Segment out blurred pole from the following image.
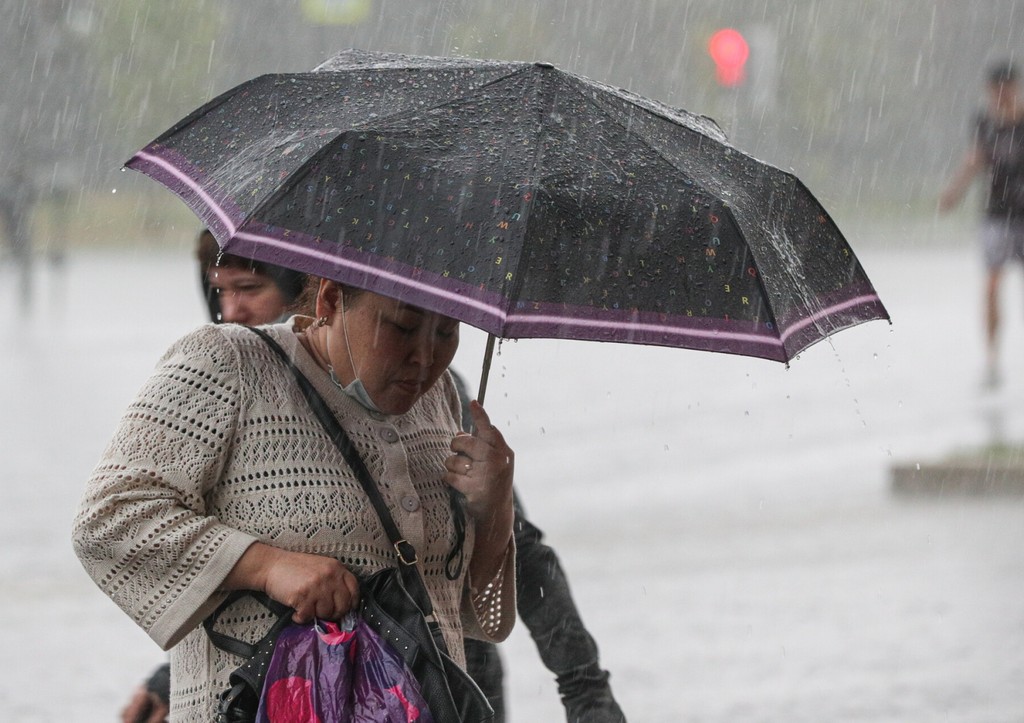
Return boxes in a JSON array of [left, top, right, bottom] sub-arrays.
[[739, 23, 779, 155], [722, 23, 778, 152], [1, 1, 95, 311], [708, 27, 748, 141], [746, 23, 778, 116], [0, 167, 36, 311]]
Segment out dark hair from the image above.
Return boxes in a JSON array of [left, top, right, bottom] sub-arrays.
[[988, 61, 1018, 85]]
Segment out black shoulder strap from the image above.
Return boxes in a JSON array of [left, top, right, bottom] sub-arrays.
[[247, 326, 436, 614], [203, 590, 293, 658]]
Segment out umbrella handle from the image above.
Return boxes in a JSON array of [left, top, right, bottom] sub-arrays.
[[476, 334, 497, 408]]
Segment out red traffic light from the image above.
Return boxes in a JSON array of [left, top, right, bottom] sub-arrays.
[[708, 28, 749, 87]]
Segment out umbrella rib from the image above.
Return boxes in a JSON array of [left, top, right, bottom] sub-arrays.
[[236, 65, 538, 229], [717, 203, 784, 342], [310, 63, 533, 131], [556, 80, 879, 352], [498, 65, 563, 323], [560, 79, 733, 190], [535, 80, 792, 339], [562, 74, 806, 210], [573, 74, 729, 144]]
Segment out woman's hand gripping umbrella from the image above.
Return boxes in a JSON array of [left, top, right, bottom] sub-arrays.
[[445, 401, 516, 589]]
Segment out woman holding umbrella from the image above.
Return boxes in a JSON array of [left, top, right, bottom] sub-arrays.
[[73, 275, 517, 720]]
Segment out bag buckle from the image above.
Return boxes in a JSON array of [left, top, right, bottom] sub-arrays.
[[394, 539, 418, 565]]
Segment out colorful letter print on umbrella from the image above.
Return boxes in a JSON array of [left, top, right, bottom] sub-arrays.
[[127, 49, 887, 363], [256, 615, 434, 723]]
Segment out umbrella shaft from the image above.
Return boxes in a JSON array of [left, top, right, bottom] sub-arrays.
[[476, 334, 496, 410]]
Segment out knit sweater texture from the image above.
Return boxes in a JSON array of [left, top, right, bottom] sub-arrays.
[[72, 321, 515, 721]]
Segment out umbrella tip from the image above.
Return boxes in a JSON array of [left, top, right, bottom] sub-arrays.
[[534, 61, 555, 70]]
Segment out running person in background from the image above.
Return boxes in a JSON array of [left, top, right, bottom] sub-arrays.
[[120, 228, 626, 723], [941, 61, 1024, 388]]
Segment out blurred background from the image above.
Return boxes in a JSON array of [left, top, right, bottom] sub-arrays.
[[3, 0, 1022, 269], [3, 2, 1024, 721]]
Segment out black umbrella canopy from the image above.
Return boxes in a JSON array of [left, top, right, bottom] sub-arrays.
[[128, 49, 887, 363]]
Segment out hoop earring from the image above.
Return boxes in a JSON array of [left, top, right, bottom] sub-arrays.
[[315, 315, 329, 328]]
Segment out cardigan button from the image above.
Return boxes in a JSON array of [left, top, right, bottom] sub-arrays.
[[401, 495, 420, 512], [379, 427, 399, 443]]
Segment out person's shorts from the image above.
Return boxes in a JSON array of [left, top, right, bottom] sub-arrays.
[[981, 217, 1024, 269]]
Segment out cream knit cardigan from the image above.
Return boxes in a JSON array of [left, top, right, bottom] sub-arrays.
[[73, 321, 515, 721]]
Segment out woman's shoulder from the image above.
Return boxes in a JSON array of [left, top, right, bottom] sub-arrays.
[[160, 322, 295, 361], [151, 323, 301, 409], [158, 323, 245, 367], [155, 323, 287, 382]]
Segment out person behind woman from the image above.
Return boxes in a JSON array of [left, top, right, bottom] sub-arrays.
[[74, 275, 517, 721], [194, 228, 306, 325]]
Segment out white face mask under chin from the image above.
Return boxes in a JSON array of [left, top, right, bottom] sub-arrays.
[[325, 291, 383, 414], [328, 366, 382, 413]]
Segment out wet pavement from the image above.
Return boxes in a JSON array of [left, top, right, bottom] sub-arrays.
[[2, 227, 1023, 721]]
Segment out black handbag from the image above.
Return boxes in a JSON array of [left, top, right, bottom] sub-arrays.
[[247, 326, 495, 722], [204, 590, 294, 723]]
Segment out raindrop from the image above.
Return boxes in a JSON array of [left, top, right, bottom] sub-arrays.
[[111, 188, 117, 194]]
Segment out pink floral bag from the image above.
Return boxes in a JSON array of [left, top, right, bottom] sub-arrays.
[[255, 612, 435, 723]]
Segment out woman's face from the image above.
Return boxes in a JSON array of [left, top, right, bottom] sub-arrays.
[[209, 266, 288, 325], [324, 287, 460, 415]]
